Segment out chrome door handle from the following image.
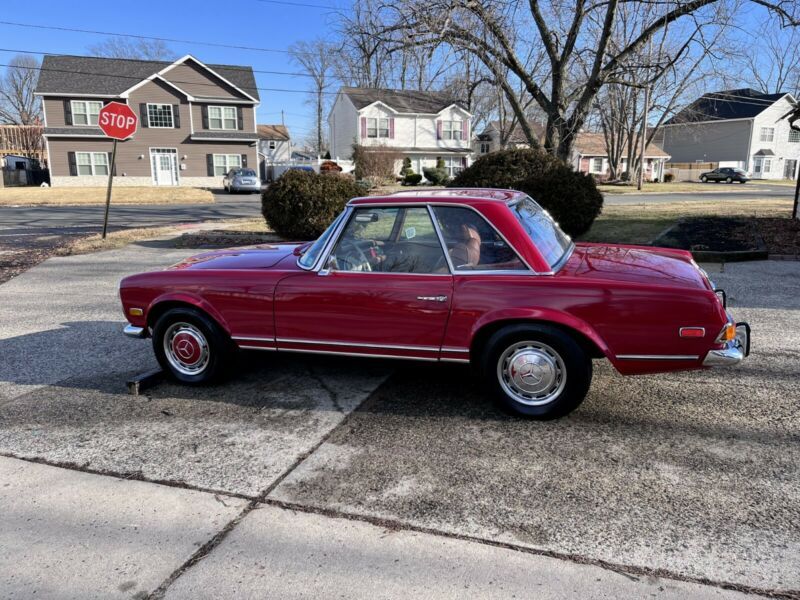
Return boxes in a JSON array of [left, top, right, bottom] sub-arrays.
[[416, 295, 448, 302]]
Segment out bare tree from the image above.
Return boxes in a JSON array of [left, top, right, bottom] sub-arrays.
[[0, 55, 42, 125], [371, 0, 799, 160], [290, 39, 336, 157], [732, 15, 800, 95], [88, 37, 176, 61]]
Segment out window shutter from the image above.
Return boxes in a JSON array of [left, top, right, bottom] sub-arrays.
[[436, 120, 442, 140], [462, 120, 468, 140], [389, 118, 395, 139], [64, 100, 73, 126], [360, 117, 367, 138], [67, 151, 77, 176], [461, 156, 467, 167], [241, 154, 248, 167], [139, 103, 148, 128], [172, 105, 180, 128], [201, 105, 209, 129], [207, 154, 215, 176], [236, 107, 244, 130]]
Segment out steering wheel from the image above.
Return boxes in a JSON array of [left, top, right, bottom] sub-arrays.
[[336, 239, 372, 272]]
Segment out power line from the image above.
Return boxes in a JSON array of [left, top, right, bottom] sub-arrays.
[[255, 0, 337, 8]]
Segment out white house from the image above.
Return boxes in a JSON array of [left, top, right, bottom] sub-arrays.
[[328, 87, 473, 178], [473, 120, 546, 155], [659, 88, 800, 180], [257, 124, 291, 181]]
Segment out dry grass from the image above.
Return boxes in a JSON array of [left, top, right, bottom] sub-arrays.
[[580, 199, 793, 244], [0, 186, 215, 206]]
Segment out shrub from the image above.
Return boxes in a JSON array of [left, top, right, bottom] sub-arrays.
[[262, 170, 362, 240], [352, 144, 401, 183], [422, 166, 449, 185], [319, 160, 342, 173], [448, 147, 561, 189], [403, 173, 423, 186], [516, 165, 604, 237], [400, 157, 414, 177], [664, 172, 675, 183]]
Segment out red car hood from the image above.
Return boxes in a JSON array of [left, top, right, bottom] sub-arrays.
[[169, 243, 302, 270], [562, 243, 709, 290]]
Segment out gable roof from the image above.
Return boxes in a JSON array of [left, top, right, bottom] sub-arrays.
[[665, 88, 786, 125], [35, 54, 259, 101], [340, 87, 467, 114], [573, 132, 669, 158], [257, 124, 290, 141], [480, 120, 546, 144]]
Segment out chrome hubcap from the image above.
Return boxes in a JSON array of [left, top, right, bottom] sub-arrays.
[[163, 322, 210, 376], [497, 341, 566, 406]]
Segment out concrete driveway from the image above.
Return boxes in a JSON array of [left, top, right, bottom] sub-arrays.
[[0, 240, 797, 598]]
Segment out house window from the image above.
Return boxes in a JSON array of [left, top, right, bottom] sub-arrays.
[[591, 158, 604, 173], [479, 142, 490, 154], [268, 140, 277, 150], [789, 129, 800, 143], [71, 101, 102, 126], [147, 104, 174, 128], [213, 154, 241, 176], [76, 152, 108, 175], [442, 156, 465, 177], [442, 120, 463, 141], [760, 127, 775, 142], [366, 117, 389, 139], [208, 106, 237, 130], [763, 158, 772, 172]]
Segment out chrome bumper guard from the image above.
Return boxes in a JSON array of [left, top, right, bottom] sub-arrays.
[[703, 322, 750, 367], [123, 324, 147, 339]]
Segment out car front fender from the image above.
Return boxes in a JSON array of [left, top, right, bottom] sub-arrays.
[[146, 291, 232, 334]]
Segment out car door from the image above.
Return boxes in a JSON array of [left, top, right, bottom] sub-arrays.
[[273, 205, 453, 361]]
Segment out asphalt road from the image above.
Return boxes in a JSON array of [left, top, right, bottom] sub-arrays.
[[604, 184, 795, 205], [0, 240, 797, 598]]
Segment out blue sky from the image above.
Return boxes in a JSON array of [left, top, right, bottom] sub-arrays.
[[0, 0, 343, 144]]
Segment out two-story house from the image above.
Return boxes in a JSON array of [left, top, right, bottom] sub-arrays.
[[36, 54, 260, 187], [328, 87, 472, 178], [659, 88, 799, 180]]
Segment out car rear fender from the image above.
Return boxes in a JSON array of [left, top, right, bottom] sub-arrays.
[[146, 292, 232, 334], [469, 308, 612, 361]]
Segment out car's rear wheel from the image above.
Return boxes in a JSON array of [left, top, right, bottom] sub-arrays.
[[726, 177, 733, 183], [480, 324, 592, 419], [701, 176, 708, 183], [153, 307, 233, 384]]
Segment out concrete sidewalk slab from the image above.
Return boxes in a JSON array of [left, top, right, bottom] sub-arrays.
[[164, 504, 748, 599], [270, 261, 800, 593], [0, 456, 248, 600]]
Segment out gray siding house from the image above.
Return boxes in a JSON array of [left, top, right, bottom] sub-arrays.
[[659, 88, 799, 180], [36, 54, 260, 187]]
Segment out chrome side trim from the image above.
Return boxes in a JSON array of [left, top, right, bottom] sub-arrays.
[[617, 354, 699, 360], [238, 345, 278, 351], [279, 347, 438, 362], [123, 324, 147, 339], [232, 335, 276, 342], [441, 346, 470, 353], [276, 337, 439, 352], [440, 357, 470, 364]]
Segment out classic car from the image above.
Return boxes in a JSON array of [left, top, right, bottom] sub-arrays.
[[119, 189, 750, 419]]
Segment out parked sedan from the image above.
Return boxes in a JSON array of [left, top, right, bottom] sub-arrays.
[[119, 189, 750, 419], [223, 168, 260, 193], [700, 167, 750, 184]]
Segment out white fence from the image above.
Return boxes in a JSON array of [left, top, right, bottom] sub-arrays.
[[265, 158, 355, 181]]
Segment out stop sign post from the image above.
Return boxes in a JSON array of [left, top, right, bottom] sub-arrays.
[[98, 102, 138, 238]]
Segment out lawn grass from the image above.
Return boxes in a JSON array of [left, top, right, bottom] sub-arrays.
[[580, 199, 794, 245], [597, 181, 746, 194], [0, 186, 215, 206]]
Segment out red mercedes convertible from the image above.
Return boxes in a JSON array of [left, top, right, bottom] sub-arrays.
[[120, 189, 750, 418]]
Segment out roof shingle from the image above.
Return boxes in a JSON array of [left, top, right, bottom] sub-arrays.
[[257, 124, 290, 141], [341, 87, 465, 113], [665, 88, 786, 125]]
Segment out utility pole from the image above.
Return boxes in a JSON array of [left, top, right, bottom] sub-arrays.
[[637, 86, 650, 191], [281, 110, 285, 126]]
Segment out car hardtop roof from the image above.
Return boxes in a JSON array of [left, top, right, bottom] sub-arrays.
[[348, 188, 527, 206]]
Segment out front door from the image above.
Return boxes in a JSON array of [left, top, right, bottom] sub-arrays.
[[151, 149, 178, 186], [274, 206, 453, 360], [784, 159, 797, 180]]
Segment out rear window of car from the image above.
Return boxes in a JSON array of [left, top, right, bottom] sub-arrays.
[[238, 169, 256, 177], [511, 197, 573, 270]]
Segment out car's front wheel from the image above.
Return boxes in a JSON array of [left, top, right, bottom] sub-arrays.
[[726, 177, 733, 183], [701, 176, 708, 183], [152, 307, 233, 384], [480, 324, 592, 419]]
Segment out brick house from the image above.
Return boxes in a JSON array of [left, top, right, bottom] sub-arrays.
[[35, 54, 260, 187]]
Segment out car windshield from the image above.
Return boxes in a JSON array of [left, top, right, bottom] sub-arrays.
[[511, 197, 572, 270], [298, 212, 344, 269]]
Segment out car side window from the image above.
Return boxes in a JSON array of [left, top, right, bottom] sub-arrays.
[[330, 207, 447, 274], [432, 206, 526, 271]]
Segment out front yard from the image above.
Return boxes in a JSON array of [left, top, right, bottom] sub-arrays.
[[0, 186, 215, 206]]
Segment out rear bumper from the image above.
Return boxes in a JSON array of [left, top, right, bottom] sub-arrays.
[[703, 322, 750, 367], [124, 324, 147, 339], [231, 183, 261, 192]]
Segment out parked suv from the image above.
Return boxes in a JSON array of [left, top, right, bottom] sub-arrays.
[[700, 167, 749, 184]]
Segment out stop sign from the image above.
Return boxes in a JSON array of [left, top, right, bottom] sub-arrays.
[[98, 101, 138, 140]]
